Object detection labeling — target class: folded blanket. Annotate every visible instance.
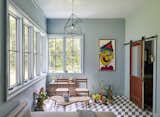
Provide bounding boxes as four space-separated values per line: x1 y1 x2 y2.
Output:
77 110 97 117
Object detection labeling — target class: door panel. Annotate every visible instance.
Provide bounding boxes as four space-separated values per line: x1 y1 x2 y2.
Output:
130 76 143 107
131 46 141 76
130 40 144 108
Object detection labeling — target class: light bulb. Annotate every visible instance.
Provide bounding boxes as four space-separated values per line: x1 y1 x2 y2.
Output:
71 23 74 29
71 26 74 29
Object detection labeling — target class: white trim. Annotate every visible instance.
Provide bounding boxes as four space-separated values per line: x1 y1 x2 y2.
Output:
32 0 40 8
31 0 46 16
80 35 84 73
23 24 30 81
8 74 47 100
28 26 33 79
152 38 157 114
63 36 66 72
48 34 64 39
7 1 48 101
8 0 45 33
48 34 84 39
7 13 21 88
36 32 41 75
16 14 21 85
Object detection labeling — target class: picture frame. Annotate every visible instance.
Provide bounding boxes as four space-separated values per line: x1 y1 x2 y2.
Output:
99 39 116 71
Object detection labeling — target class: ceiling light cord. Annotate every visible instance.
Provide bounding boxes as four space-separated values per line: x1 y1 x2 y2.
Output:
72 0 74 14
72 0 74 26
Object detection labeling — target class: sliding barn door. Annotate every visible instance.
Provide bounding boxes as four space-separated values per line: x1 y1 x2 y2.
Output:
130 40 144 108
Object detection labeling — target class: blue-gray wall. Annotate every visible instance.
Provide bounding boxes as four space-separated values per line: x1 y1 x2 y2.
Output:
125 0 160 116
12 0 46 31
47 19 125 95
0 0 46 115
0 0 7 105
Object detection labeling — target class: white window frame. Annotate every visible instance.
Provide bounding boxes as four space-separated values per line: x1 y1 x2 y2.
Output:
36 32 41 76
8 7 22 90
48 34 84 74
42 36 47 73
23 23 30 82
6 1 48 100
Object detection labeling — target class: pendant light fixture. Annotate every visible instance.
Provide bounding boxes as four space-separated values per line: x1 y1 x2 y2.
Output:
64 0 82 35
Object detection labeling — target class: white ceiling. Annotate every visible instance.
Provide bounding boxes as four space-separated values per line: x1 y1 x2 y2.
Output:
36 0 145 19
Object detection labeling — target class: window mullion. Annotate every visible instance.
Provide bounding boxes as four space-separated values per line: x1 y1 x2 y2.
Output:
22 20 25 83
71 38 74 72
42 36 46 73
36 32 40 76
33 31 37 77
7 15 11 88
55 39 56 72
40 35 43 74
63 36 66 73
18 17 23 85
81 36 84 73
16 17 20 85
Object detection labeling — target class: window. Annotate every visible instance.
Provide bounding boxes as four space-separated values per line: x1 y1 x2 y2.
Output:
36 32 41 75
23 25 29 81
7 3 48 99
66 38 81 73
48 36 83 73
42 36 47 73
8 14 18 88
49 38 63 73
39 35 43 73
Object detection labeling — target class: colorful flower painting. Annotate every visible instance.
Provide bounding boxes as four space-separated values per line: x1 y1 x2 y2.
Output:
99 39 116 71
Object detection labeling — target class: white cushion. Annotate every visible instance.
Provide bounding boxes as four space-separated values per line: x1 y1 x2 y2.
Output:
75 88 89 92
56 88 69 92
31 112 116 117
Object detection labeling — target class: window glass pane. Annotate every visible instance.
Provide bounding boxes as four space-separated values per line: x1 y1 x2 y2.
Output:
49 54 55 72
66 38 72 72
131 46 141 76
49 39 55 72
73 39 81 72
9 15 17 87
24 25 29 52
9 52 17 87
55 39 63 54
40 37 43 72
9 15 17 51
55 55 63 72
34 32 37 52
48 39 63 73
34 54 37 75
66 38 81 73
24 25 29 80
24 54 29 80
34 32 37 76
49 39 55 56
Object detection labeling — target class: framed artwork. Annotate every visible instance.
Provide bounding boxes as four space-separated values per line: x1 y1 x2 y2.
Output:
99 39 116 71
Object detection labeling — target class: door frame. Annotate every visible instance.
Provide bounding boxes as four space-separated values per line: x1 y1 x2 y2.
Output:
128 37 157 113
144 38 157 114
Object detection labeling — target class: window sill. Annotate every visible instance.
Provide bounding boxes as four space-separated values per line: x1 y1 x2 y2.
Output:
7 73 47 101
48 73 83 75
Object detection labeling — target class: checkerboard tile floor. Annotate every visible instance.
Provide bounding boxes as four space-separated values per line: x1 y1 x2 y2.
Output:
44 96 152 117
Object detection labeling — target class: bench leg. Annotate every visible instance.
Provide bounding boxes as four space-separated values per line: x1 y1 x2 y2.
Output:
63 105 66 112
85 100 89 109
